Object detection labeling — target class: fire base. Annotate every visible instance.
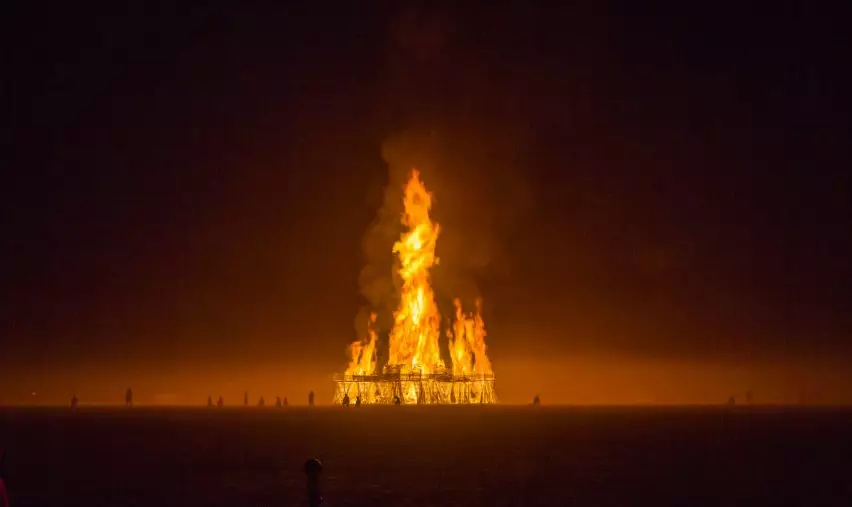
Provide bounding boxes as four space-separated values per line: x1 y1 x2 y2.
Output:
333 366 496 405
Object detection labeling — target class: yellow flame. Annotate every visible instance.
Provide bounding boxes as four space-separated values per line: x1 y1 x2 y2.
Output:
471 298 492 375
388 169 444 373
345 312 378 375
345 169 493 381
449 298 472 375
448 297 492 375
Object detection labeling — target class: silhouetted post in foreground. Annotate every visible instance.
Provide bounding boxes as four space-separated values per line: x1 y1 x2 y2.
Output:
308 390 315 407
244 391 249 407
303 457 323 507
0 449 9 507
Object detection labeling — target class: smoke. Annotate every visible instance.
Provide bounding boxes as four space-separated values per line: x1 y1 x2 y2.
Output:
356 129 530 336
353 4 534 353
389 4 454 64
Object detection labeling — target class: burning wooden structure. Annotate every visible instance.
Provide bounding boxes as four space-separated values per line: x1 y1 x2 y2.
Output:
333 169 496 405
333 365 496 405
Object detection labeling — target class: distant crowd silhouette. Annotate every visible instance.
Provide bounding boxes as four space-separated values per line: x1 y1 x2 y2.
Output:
62 387 796 409
65 388 312 408
210 391 303 408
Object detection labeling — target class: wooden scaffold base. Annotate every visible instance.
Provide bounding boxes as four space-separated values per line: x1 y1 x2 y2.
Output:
333 365 496 405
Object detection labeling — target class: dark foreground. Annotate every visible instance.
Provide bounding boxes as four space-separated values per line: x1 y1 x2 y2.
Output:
1 406 850 506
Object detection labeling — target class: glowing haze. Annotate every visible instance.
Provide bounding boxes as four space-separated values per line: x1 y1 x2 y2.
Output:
345 169 493 377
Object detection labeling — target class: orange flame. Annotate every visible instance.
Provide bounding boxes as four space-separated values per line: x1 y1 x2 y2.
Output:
448 297 492 375
470 298 492 375
344 169 493 382
388 169 445 373
345 312 378 375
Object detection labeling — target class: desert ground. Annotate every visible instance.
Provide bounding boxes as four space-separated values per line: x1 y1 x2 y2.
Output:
1 405 850 506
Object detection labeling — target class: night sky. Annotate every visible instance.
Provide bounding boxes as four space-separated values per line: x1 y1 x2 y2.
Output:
4 3 850 404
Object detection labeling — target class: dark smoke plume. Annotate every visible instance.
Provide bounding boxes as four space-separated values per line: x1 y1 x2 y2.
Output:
356 129 531 340
353 5 533 356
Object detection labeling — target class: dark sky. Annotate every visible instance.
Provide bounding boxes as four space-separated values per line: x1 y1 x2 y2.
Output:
4 2 850 403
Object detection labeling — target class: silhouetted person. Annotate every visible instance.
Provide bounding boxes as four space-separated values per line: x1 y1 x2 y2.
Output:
258 396 265 407
0 449 8 507
217 396 224 408
207 396 213 407
309 390 315 407
276 396 282 408
532 394 541 405
393 395 401 405
342 393 350 408
283 396 289 406
727 396 736 406
244 391 249 406
355 395 361 407
303 457 323 507
70 394 78 409
125 388 133 407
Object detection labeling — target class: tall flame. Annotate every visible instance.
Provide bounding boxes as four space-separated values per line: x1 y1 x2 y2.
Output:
388 169 445 373
343 169 493 383
448 297 492 375
345 312 377 375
